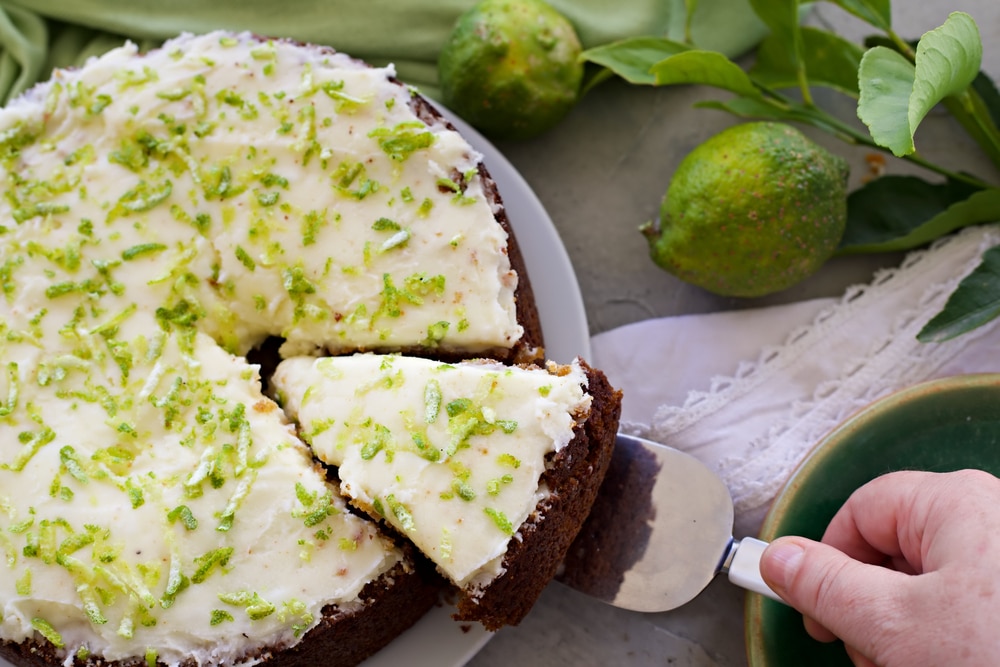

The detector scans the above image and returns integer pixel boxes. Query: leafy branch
[580,0,1000,342]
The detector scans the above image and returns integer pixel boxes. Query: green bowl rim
[743,372,1000,665]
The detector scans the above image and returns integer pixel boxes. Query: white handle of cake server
[725,537,782,602]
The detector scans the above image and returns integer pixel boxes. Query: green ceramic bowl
[746,373,1000,666]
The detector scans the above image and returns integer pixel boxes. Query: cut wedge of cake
[273,354,620,630]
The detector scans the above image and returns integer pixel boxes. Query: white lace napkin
[591,223,1000,537]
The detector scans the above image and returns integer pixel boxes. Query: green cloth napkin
[0,0,766,104]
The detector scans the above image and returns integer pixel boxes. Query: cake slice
[272,354,621,629]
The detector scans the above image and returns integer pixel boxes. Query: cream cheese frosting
[1,30,521,358]
[272,355,592,590]
[0,29,527,666]
[0,321,402,665]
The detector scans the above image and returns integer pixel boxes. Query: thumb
[760,536,913,648]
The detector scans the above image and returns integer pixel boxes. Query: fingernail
[765,541,804,589]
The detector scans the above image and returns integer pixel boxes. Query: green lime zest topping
[409,272,446,297]
[216,471,258,531]
[256,190,279,206]
[442,395,515,456]
[281,598,316,638]
[218,590,276,620]
[385,494,416,531]
[109,180,173,220]
[191,547,234,584]
[12,202,70,223]
[484,507,514,535]
[486,474,515,496]
[157,87,191,101]
[31,617,64,648]
[215,89,259,120]
[161,558,189,609]
[166,505,198,531]
[332,161,379,200]
[497,419,518,434]
[446,398,472,417]
[292,482,339,527]
[417,197,433,217]
[235,245,256,271]
[57,449,88,486]
[360,423,392,461]
[436,177,460,193]
[301,209,328,246]
[210,609,234,625]
[125,478,144,509]
[321,80,367,111]
[451,479,476,501]
[116,65,158,90]
[368,121,435,161]
[0,362,19,417]
[282,263,317,295]
[372,217,401,231]
[122,243,168,261]
[424,321,449,346]
[424,379,442,423]
[15,567,31,595]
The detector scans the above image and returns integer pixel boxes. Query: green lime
[438,0,583,141]
[642,122,849,297]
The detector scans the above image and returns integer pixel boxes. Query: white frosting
[0,323,401,665]
[0,30,526,665]
[272,355,591,590]
[2,30,521,357]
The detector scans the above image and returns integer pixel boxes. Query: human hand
[759,469,1000,667]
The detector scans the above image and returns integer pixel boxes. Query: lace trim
[632,223,1000,531]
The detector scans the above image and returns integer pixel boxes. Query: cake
[272,354,620,630]
[0,31,620,667]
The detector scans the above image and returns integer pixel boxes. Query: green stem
[818,111,993,189]
[796,63,814,108]
[758,92,995,189]
[885,29,917,62]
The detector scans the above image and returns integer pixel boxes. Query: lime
[438,0,583,141]
[641,122,849,297]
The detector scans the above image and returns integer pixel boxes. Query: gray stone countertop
[466,1,1000,666]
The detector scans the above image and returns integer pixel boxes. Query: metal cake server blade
[557,432,780,612]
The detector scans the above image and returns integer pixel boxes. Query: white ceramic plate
[0,116,589,667]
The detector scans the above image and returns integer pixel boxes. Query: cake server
[557,432,781,612]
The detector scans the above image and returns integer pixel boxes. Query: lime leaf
[858,12,982,157]
[857,46,918,155]
[696,97,845,135]
[823,0,892,31]
[972,71,1000,129]
[752,27,865,97]
[748,0,802,69]
[909,13,982,127]
[580,37,689,86]
[918,245,1000,342]
[650,51,760,97]
[838,177,1000,254]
